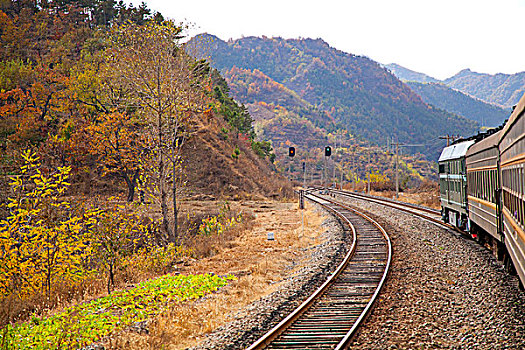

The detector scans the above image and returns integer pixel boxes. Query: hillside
[385,63,440,83]
[406,82,510,127]
[386,63,525,110]
[215,65,435,185]
[0,3,295,347]
[444,69,525,108]
[190,34,478,161]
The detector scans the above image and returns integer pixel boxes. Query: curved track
[247,192,392,350]
[327,189,460,233]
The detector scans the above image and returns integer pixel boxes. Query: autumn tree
[0,151,95,304]
[106,21,210,244]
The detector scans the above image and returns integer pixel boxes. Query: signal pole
[303,161,306,189]
[332,158,336,188]
[321,150,324,187]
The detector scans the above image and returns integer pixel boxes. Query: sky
[136,0,525,80]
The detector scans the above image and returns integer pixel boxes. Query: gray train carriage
[439,140,475,230]
[499,93,525,286]
[466,131,503,245]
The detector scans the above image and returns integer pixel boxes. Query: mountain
[190,34,478,161]
[444,69,525,109]
[405,82,510,127]
[220,66,437,184]
[385,63,440,83]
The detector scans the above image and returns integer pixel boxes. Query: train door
[446,162,450,204]
[495,159,503,236]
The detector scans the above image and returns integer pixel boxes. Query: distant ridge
[406,82,510,128]
[384,63,440,84]
[445,69,525,109]
[387,63,525,109]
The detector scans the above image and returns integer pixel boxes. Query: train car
[498,93,525,286]
[465,130,502,246]
[438,140,475,230]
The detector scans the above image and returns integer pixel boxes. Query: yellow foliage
[0,150,96,299]
[370,171,389,183]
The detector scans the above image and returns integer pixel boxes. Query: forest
[0,1,285,347]
[191,34,483,161]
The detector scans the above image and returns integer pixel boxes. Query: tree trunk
[171,160,178,244]
[158,111,172,243]
[123,174,135,203]
[123,169,140,202]
[107,261,114,294]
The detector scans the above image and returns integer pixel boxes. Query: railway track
[247,192,392,349]
[326,189,460,233]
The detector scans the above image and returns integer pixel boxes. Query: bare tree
[106,21,209,244]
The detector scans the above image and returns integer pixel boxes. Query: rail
[247,190,392,349]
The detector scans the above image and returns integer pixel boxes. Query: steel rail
[247,191,392,350]
[332,189,440,215]
[328,189,461,233]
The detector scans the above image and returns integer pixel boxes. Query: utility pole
[340,166,344,190]
[352,155,356,191]
[439,134,459,147]
[367,147,371,194]
[390,140,425,199]
[395,141,399,199]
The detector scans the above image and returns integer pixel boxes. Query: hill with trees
[385,63,440,83]
[406,82,510,127]
[190,34,478,161]
[387,63,525,110]
[0,1,292,345]
[444,69,525,109]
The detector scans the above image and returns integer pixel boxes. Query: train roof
[466,129,501,157]
[499,92,525,141]
[438,140,476,162]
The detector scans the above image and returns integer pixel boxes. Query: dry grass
[106,200,327,349]
[369,180,440,209]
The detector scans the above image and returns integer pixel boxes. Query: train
[439,92,525,288]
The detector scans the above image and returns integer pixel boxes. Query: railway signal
[289,146,295,157]
[325,146,331,157]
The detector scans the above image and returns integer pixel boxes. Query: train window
[518,167,525,194]
[519,200,525,226]
[477,172,481,197]
[512,194,518,220]
[512,168,518,191]
[491,171,495,202]
[483,171,487,200]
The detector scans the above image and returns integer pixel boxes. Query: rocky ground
[109,194,525,349]
[339,194,525,350]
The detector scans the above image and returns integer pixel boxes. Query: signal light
[325,146,331,157]
[289,146,295,157]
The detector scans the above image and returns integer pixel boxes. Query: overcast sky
[136,0,525,80]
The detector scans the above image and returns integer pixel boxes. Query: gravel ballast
[193,194,525,349]
[338,194,525,349]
